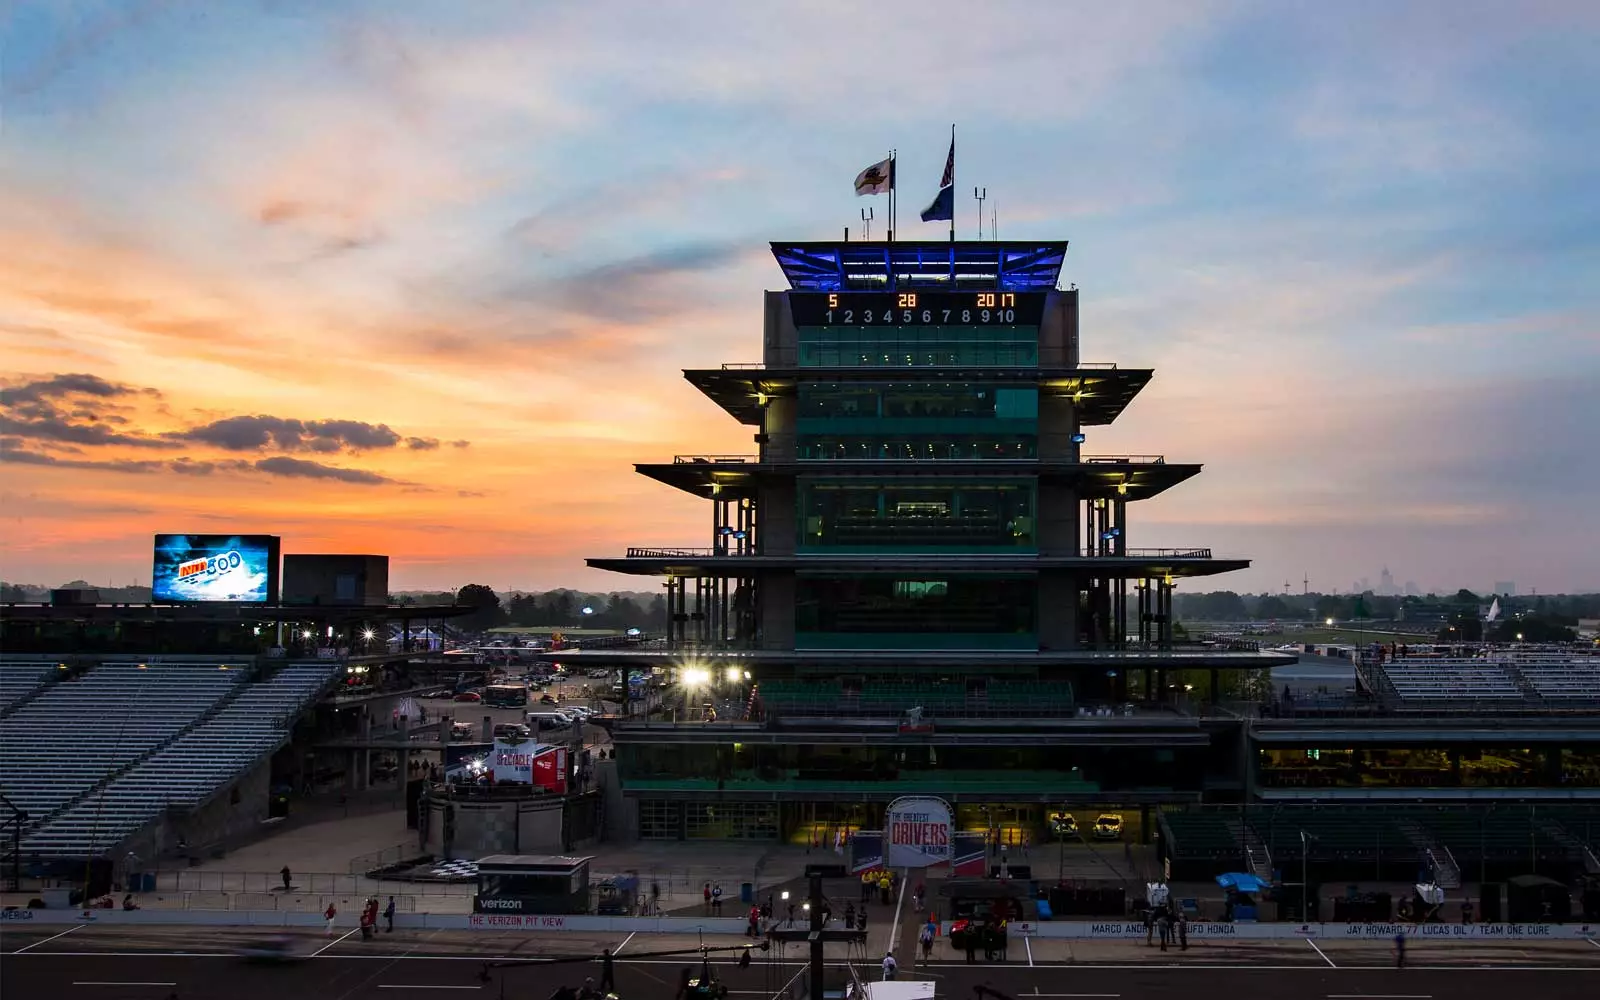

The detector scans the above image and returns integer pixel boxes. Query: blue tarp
[1215,873,1269,893]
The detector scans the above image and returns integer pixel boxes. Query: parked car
[1093,814,1124,840]
[453,691,482,703]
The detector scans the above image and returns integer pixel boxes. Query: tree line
[396,586,669,634]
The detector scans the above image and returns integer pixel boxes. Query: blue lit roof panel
[771,241,1067,292]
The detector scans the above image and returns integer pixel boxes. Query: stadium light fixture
[725,666,742,683]
[683,666,711,687]
[362,629,376,641]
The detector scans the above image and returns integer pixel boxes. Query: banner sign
[490,740,566,792]
[939,920,1600,940]
[884,796,953,868]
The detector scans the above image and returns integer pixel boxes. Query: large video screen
[152,534,280,603]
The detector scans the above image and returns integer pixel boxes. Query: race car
[1049,812,1078,838]
[237,934,305,963]
[1092,813,1124,840]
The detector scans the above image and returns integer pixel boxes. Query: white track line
[887,867,909,958]
[13,952,1600,972]
[13,925,83,953]
[1327,995,1433,998]
[1588,938,1600,950]
[613,931,637,955]
[311,926,361,957]
[377,988,481,991]
[1025,935,1034,967]
[1306,937,1337,968]
[72,983,177,988]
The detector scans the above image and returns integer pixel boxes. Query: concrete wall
[757,574,796,650]
[592,759,636,843]
[281,554,389,606]
[1036,482,1079,557]
[1036,571,1080,651]
[757,480,796,555]
[761,396,796,463]
[1037,290,1079,367]
[118,758,274,864]
[423,794,566,860]
[763,290,798,366]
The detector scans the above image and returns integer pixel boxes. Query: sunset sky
[2,0,1597,596]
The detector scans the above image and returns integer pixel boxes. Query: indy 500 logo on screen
[153,534,277,603]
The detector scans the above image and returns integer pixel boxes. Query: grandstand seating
[0,662,57,713]
[1378,658,1523,701]
[0,662,245,827]
[1404,806,1567,863]
[1160,810,1241,860]
[1512,657,1600,701]
[1253,807,1414,861]
[21,663,339,858]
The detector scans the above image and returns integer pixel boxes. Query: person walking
[1393,929,1406,970]
[881,951,898,981]
[918,919,936,966]
[324,902,338,935]
[281,866,292,891]
[600,947,616,994]
[384,896,396,933]
[703,883,712,914]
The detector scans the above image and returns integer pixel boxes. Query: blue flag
[920,138,955,222]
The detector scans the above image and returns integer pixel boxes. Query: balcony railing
[715,362,1124,371]
[622,546,1214,560]
[1082,454,1165,465]
[670,453,1166,465]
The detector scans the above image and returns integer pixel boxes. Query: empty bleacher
[1511,655,1600,702]
[1160,810,1241,860]
[1378,658,1523,701]
[0,661,57,713]
[0,662,246,828]
[21,663,338,859]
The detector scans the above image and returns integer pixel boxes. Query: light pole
[1299,829,1318,922]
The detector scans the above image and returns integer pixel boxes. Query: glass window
[799,481,1035,550]
[795,576,1036,636]
[797,326,1039,367]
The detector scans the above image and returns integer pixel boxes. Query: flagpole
[888,149,896,242]
[949,124,956,243]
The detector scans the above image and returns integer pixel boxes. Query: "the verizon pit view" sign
[884,795,952,868]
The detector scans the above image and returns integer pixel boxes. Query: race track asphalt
[4,924,1599,1000]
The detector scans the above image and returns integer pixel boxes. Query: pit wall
[3,909,1595,940]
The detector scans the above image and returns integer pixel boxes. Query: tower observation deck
[552,238,1294,840]
[586,240,1261,664]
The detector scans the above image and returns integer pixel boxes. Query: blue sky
[1,0,1596,594]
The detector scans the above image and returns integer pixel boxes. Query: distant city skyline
[2,3,1597,594]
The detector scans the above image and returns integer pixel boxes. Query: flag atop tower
[920,134,955,225]
[854,156,894,196]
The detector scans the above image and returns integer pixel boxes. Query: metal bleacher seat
[0,661,58,713]
[20,663,339,858]
[1378,658,1523,701]
[1513,657,1600,701]
[0,662,246,830]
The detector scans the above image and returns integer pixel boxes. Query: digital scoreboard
[789,291,1047,326]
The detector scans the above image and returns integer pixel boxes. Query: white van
[525,710,577,734]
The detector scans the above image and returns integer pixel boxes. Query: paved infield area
[4,925,1599,1000]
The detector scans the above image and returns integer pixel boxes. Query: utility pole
[974,186,987,240]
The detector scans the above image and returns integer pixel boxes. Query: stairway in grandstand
[0,661,66,718]
[1398,818,1461,889]
[19,662,340,859]
[1222,816,1274,881]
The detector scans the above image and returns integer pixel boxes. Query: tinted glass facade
[797,383,1038,460]
[796,325,1039,367]
[798,481,1036,551]
[794,575,1036,649]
